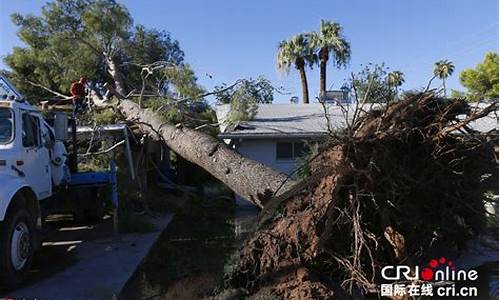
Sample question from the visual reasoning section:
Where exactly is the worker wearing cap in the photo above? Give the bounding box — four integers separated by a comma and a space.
70, 76, 88, 117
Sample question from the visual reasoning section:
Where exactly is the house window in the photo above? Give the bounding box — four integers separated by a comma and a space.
276, 142, 293, 160
276, 141, 308, 161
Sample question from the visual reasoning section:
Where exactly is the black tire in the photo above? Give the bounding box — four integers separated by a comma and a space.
0, 202, 36, 289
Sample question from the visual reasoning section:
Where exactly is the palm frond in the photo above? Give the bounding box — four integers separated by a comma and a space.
312, 19, 351, 67
433, 59, 455, 79
276, 33, 317, 73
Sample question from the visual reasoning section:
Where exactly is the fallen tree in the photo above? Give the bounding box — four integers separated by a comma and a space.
116, 99, 292, 207
222, 93, 498, 299
5, 4, 498, 297
43, 67, 497, 298
16, 64, 499, 298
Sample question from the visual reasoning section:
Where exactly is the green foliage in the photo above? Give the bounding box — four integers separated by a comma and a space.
3, 0, 184, 101
227, 97, 258, 123
387, 70, 405, 96
450, 89, 467, 99
214, 76, 274, 123
161, 63, 205, 99
459, 52, 499, 101
295, 141, 320, 180
277, 33, 316, 103
215, 76, 274, 105
4, 0, 210, 131
278, 20, 350, 98
143, 64, 207, 126
277, 34, 317, 73
387, 71, 405, 88
146, 97, 183, 123
90, 108, 124, 125
433, 59, 455, 79
433, 59, 455, 97
125, 25, 184, 67
311, 20, 351, 67
352, 63, 396, 103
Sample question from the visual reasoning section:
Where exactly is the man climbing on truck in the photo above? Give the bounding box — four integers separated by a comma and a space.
69, 76, 88, 117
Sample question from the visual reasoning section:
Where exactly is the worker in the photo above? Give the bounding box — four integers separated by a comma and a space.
70, 76, 88, 117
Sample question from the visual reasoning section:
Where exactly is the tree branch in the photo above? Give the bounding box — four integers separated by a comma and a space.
23, 79, 73, 100
436, 101, 499, 139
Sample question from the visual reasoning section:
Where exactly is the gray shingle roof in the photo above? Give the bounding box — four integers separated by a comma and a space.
215, 102, 498, 139
216, 103, 340, 138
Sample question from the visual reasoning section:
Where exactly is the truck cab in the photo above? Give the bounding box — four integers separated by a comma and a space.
0, 77, 69, 287
0, 76, 119, 288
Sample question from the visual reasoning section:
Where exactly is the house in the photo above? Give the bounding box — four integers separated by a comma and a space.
216, 100, 497, 208
215, 101, 498, 177
215, 103, 351, 176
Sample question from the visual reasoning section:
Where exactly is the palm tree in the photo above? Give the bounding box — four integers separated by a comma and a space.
277, 34, 317, 104
432, 60, 455, 97
311, 20, 351, 96
387, 70, 405, 96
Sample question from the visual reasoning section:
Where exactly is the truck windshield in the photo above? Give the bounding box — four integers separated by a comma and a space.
0, 108, 14, 144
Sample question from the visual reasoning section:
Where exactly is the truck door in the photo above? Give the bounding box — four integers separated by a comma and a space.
21, 112, 52, 200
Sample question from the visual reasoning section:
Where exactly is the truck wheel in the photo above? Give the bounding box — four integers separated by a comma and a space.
0, 204, 36, 288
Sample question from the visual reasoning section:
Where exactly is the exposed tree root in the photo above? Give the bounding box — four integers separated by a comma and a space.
225, 93, 498, 299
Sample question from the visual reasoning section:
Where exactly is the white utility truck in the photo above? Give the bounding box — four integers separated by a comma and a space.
0, 76, 117, 287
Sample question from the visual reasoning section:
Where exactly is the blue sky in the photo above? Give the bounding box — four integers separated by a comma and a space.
0, 0, 498, 103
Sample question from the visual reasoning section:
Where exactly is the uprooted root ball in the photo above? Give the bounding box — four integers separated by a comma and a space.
225, 93, 498, 299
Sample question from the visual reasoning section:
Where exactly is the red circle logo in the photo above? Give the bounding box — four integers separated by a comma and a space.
421, 267, 434, 281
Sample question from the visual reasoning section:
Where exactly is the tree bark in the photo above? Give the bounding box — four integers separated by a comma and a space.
100, 63, 295, 207
104, 54, 127, 97
319, 48, 329, 96
320, 60, 327, 96
298, 66, 310, 104
116, 99, 293, 207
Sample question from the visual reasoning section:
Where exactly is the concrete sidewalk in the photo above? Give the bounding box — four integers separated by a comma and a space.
5, 214, 172, 300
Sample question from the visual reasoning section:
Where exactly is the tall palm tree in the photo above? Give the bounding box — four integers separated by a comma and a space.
433, 60, 455, 97
387, 70, 405, 96
311, 20, 351, 96
277, 34, 317, 104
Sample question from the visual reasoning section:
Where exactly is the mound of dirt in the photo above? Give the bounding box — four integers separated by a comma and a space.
225, 93, 498, 299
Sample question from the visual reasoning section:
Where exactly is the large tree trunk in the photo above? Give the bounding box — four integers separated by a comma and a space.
298, 66, 310, 104
117, 99, 293, 207
104, 54, 127, 97
99, 64, 293, 207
